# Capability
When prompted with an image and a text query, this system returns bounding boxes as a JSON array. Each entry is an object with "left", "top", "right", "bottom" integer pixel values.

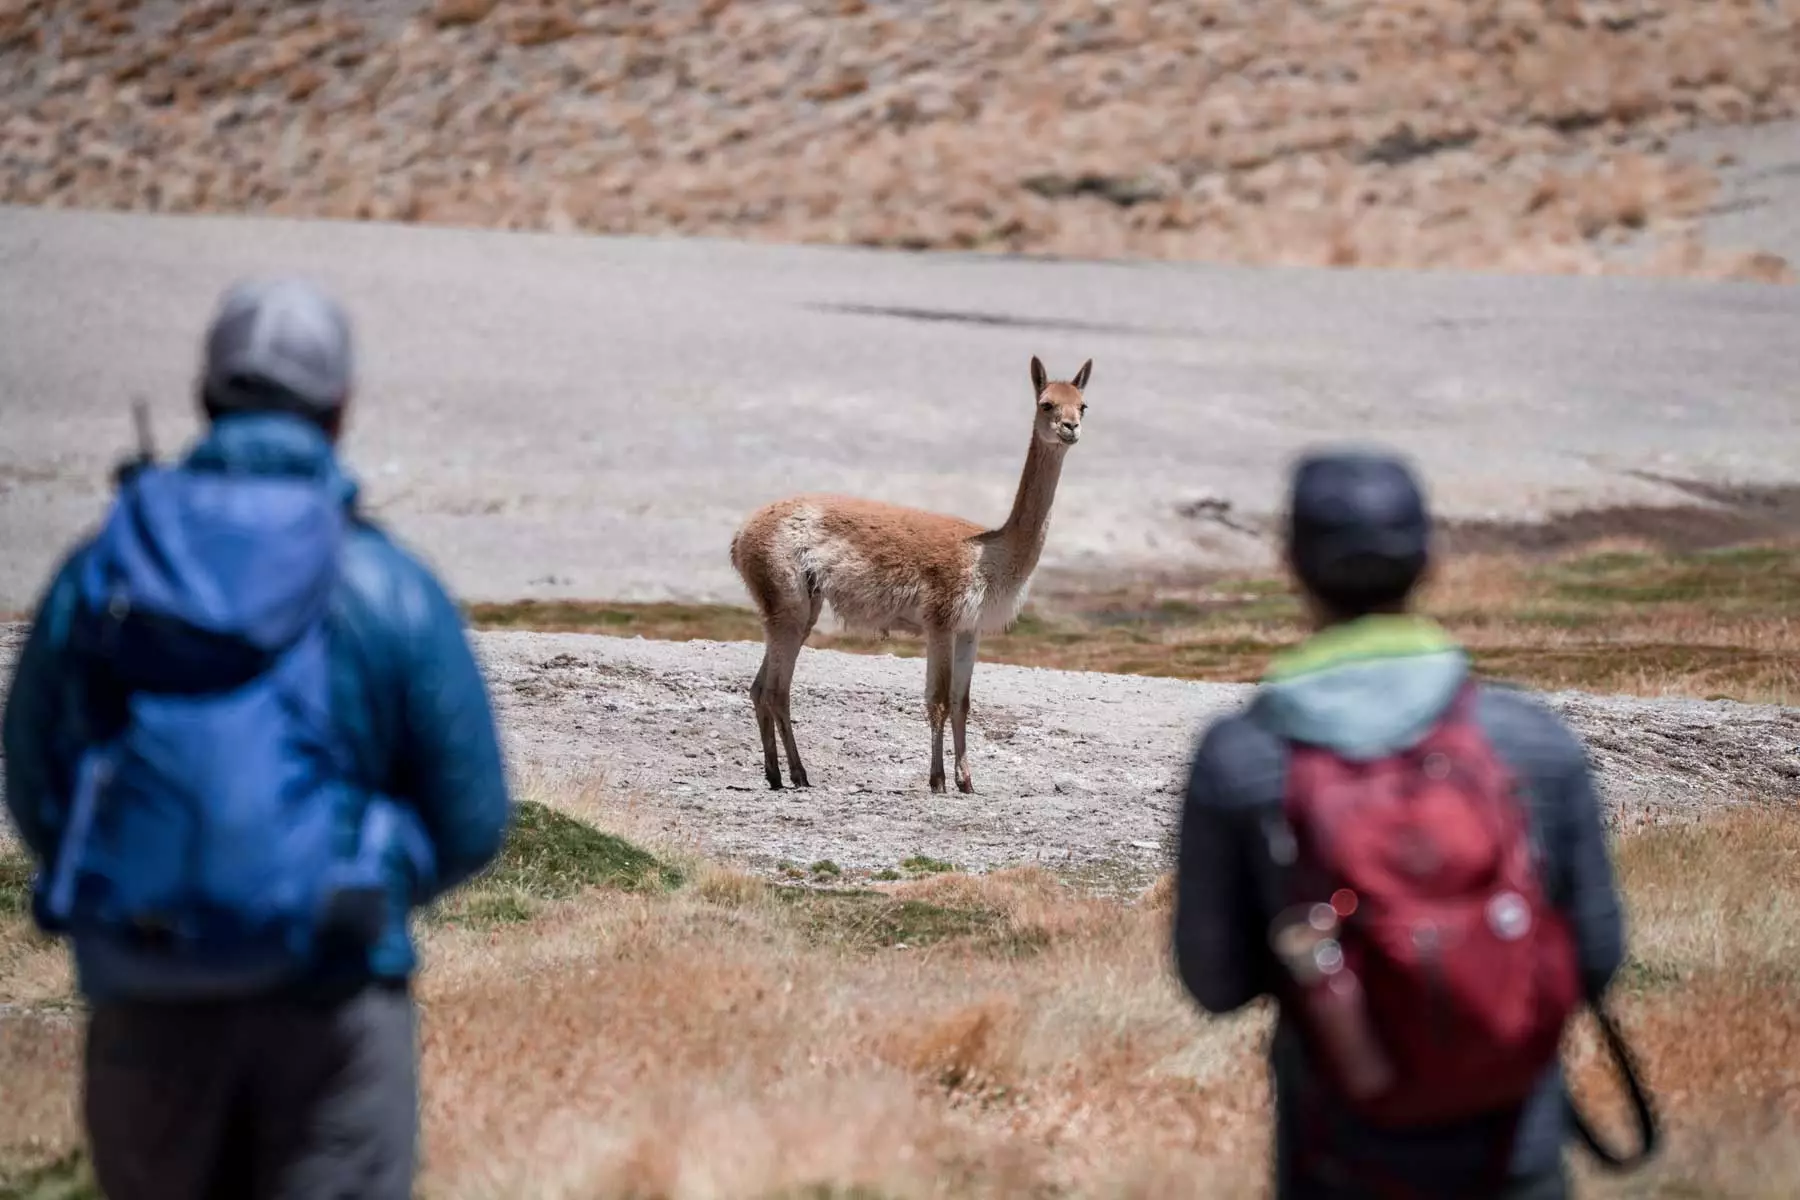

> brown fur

[{"left": 729, "top": 355, "right": 1093, "bottom": 793}]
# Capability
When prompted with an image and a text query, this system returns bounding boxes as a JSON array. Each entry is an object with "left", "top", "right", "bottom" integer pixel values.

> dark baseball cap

[
  {"left": 1284, "top": 448, "right": 1432, "bottom": 607},
  {"left": 199, "top": 277, "right": 354, "bottom": 418}
]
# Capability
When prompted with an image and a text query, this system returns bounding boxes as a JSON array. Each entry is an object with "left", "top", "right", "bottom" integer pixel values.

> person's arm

[
  {"left": 393, "top": 570, "right": 512, "bottom": 904},
  {"left": 1173, "top": 722, "right": 1273, "bottom": 1014},
  {"left": 2, "top": 559, "right": 80, "bottom": 864},
  {"left": 1556, "top": 740, "right": 1626, "bottom": 1001}
]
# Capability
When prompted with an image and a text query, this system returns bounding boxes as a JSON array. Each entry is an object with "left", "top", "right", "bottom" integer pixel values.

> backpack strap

[
  {"left": 1566, "top": 999, "right": 1660, "bottom": 1170},
  {"left": 35, "top": 745, "right": 119, "bottom": 934}
]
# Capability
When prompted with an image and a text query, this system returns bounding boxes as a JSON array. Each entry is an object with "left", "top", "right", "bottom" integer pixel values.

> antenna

[
  {"left": 113, "top": 396, "right": 158, "bottom": 489},
  {"left": 131, "top": 396, "right": 155, "bottom": 462}
]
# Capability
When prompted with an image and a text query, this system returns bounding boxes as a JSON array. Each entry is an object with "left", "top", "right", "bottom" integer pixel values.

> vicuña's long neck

[{"left": 995, "top": 434, "right": 1067, "bottom": 574}]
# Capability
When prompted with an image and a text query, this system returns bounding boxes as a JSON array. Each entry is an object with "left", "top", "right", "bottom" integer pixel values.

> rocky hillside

[{"left": 3, "top": 0, "right": 1797, "bottom": 281}]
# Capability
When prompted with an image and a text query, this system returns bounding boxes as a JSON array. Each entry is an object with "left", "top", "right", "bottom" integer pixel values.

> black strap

[{"left": 1566, "top": 999, "right": 1659, "bottom": 1171}]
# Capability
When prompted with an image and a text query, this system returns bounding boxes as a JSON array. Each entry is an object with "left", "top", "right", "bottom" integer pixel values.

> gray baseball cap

[{"left": 200, "top": 277, "right": 355, "bottom": 417}]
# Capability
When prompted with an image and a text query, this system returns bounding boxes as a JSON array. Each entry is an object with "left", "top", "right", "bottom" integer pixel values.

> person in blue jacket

[{"left": 2, "top": 277, "right": 513, "bottom": 1200}]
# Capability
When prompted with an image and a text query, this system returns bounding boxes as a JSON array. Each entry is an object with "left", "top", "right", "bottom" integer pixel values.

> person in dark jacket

[
  {"left": 1172, "top": 449, "right": 1626, "bottom": 1200},
  {"left": 2, "top": 277, "right": 513, "bottom": 1200}
]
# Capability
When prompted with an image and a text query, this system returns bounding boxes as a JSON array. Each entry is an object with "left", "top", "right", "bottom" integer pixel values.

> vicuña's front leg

[
  {"left": 924, "top": 629, "right": 953, "bottom": 793},
  {"left": 949, "top": 630, "right": 978, "bottom": 794}
]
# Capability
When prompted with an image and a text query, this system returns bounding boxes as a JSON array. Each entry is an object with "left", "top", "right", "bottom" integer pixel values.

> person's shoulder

[
  {"left": 1187, "top": 694, "right": 1287, "bottom": 808},
  {"left": 1471, "top": 680, "right": 1591, "bottom": 774},
  {"left": 20, "top": 538, "right": 97, "bottom": 648},
  {"left": 335, "top": 517, "right": 464, "bottom": 644}
]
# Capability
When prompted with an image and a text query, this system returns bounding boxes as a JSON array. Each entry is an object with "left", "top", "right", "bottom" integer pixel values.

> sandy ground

[
  {"left": 476, "top": 632, "right": 1800, "bottom": 875},
  {"left": 12, "top": 624, "right": 1789, "bottom": 877},
  {"left": 3, "top": 206, "right": 1799, "bottom": 616}
]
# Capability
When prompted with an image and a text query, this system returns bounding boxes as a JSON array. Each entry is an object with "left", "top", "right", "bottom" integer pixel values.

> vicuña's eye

[{"left": 1079, "top": 404, "right": 1087, "bottom": 414}]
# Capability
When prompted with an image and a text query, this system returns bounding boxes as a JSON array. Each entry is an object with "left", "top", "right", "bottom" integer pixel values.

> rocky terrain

[
  {"left": 3, "top": 0, "right": 1798, "bottom": 281},
  {"left": 475, "top": 630, "right": 1800, "bottom": 877}
]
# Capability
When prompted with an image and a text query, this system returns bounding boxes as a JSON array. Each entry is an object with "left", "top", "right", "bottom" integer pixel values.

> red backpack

[{"left": 1268, "top": 683, "right": 1584, "bottom": 1132}]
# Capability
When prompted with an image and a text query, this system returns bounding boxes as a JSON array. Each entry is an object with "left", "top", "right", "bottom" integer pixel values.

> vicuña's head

[{"left": 1028, "top": 355, "right": 1092, "bottom": 448}]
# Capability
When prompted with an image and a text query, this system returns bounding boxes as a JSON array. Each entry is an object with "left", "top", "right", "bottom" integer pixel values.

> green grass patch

[
  {"left": 467, "top": 599, "right": 764, "bottom": 641},
  {"left": 1470, "top": 642, "right": 1788, "bottom": 695},
  {"left": 455, "top": 892, "right": 538, "bottom": 927},
  {"left": 773, "top": 888, "right": 1003, "bottom": 952},
  {"left": 900, "top": 855, "right": 957, "bottom": 875},
  {"left": 1543, "top": 541, "right": 1800, "bottom": 614},
  {"left": 0, "top": 852, "right": 31, "bottom": 919},
  {"left": 425, "top": 801, "right": 681, "bottom": 927},
  {"left": 0, "top": 1149, "right": 99, "bottom": 1200},
  {"left": 1614, "top": 955, "right": 1689, "bottom": 994}
]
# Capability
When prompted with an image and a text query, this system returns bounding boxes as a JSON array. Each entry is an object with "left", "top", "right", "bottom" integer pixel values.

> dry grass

[
  {"left": 4, "top": 1, "right": 1797, "bottom": 279},
  {"left": 4, "top": 788, "right": 1798, "bottom": 1198},
  {"left": 471, "top": 538, "right": 1800, "bottom": 705}
]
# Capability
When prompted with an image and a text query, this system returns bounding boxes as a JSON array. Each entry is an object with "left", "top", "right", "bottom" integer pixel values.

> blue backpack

[{"left": 31, "top": 462, "right": 436, "bottom": 999}]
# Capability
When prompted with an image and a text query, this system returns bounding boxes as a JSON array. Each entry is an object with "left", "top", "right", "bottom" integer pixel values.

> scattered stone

[{"left": 432, "top": 0, "right": 498, "bottom": 27}]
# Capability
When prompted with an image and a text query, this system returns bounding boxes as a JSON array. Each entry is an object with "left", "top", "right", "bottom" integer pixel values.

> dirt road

[{"left": 4, "top": 206, "right": 1799, "bottom": 616}]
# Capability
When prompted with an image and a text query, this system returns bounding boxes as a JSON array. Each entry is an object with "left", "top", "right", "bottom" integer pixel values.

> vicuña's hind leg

[
  {"left": 768, "top": 589, "right": 824, "bottom": 789},
  {"left": 749, "top": 655, "right": 781, "bottom": 789},
  {"left": 949, "top": 631, "right": 978, "bottom": 794},
  {"left": 924, "top": 629, "right": 953, "bottom": 793}
]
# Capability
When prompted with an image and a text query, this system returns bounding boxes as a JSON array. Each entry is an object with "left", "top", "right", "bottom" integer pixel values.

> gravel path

[
  {"left": 473, "top": 630, "right": 1800, "bottom": 878},
  {"left": 3, "top": 624, "right": 1795, "bottom": 876}
]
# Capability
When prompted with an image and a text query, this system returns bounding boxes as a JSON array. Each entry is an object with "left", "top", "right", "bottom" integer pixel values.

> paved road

[{"left": 1, "top": 204, "right": 1796, "bottom": 611}]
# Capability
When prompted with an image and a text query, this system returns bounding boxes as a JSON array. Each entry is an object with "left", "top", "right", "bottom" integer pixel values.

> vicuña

[{"left": 729, "top": 355, "right": 1093, "bottom": 794}]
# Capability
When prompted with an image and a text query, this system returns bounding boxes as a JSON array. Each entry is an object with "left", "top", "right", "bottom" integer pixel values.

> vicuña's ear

[
  {"left": 1029, "top": 356, "right": 1048, "bottom": 397},
  {"left": 1071, "top": 358, "right": 1093, "bottom": 391}
]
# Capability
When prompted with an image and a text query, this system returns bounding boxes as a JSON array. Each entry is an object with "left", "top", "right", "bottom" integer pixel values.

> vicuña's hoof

[
  {"left": 929, "top": 776, "right": 946, "bottom": 794},
  {"left": 791, "top": 771, "right": 812, "bottom": 789},
  {"left": 957, "top": 776, "right": 974, "bottom": 794}
]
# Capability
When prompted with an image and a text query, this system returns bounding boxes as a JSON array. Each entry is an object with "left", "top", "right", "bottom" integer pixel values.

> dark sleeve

[
  {"left": 1555, "top": 741, "right": 1626, "bottom": 1001},
  {"left": 1480, "top": 688, "right": 1628, "bottom": 1002},
  {"left": 1, "top": 559, "right": 80, "bottom": 864},
  {"left": 393, "top": 569, "right": 513, "bottom": 903},
  {"left": 1172, "top": 721, "right": 1275, "bottom": 1014}
]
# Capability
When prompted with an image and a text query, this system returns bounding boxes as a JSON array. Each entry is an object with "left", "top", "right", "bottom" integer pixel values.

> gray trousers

[{"left": 82, "top": 982, "right": 417, "bottom": 1200}]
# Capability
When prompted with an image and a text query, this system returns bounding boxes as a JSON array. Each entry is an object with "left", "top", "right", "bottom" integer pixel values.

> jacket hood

[
  {"left": 1258, "top": 613, "right": 1469, "bottom": 760},
  {"left": 183, "top": 411, "right": 360, "bottom": 510},
  {"left": 73, "top": 413, "right": 357, "bottom": 688}
]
